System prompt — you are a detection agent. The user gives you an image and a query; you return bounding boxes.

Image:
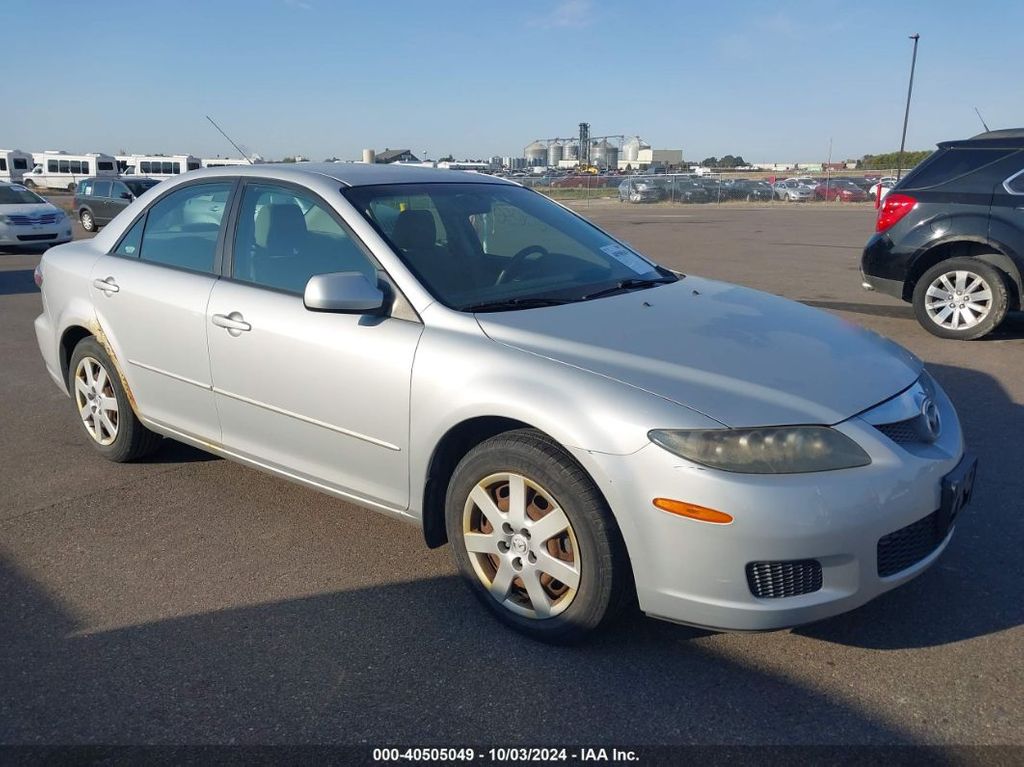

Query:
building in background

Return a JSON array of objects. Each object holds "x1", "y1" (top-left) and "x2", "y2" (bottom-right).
[{"x1": 375, "y1": 149, "x2": 420, "y2": 164}]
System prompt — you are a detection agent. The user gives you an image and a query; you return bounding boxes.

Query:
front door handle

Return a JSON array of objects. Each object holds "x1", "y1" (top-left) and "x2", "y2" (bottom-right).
[
  {"x1": 212, "y1": 311, "x2": 251, "y2": 336},
  {"x1": 92, "y1": 277, "x2": 119, "y2": 294}
]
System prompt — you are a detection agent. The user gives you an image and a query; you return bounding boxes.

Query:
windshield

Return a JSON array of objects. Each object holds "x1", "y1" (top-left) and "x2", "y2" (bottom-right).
[
  {"x1": 344, "y1": 183, "x2": 675, "y2": 311},
  {"x1": 0, "y1": 185, "x2": 46, "y2": 205},
  {"x1": 125, "y1": 179, "x2": 158, "y2": 196}
]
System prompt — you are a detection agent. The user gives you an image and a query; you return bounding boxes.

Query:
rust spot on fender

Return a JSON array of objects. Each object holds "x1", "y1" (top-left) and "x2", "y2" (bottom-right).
[{"x1": 86, "y1": 319, "x2": 139, "y2": 415}]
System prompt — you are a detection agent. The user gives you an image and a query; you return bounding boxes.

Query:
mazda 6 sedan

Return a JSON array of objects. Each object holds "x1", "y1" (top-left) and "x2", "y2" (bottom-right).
[{"x1": 34, "y1": 163, "x2": 976, "y2": 643}]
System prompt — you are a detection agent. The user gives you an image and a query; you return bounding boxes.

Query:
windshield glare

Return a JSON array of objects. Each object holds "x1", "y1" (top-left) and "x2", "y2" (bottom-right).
[
  {"x1": 344, "y1": 183, "x2": 673, "y2": 311},
  {"x1": 0, "y1": 185, "x2": 46, "y2": 205}
]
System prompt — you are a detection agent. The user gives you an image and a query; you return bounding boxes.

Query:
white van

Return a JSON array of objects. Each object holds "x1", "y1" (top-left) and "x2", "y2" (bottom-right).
[
  {"x1": 121, "y1": 154, "x2": 201, "y2": 180},
  {"x1": 0, "y1": 150, "x2": 34, "y2": 183},
  {"x1": 25, "y1": 151, "x2": 118, "y2": 191}
]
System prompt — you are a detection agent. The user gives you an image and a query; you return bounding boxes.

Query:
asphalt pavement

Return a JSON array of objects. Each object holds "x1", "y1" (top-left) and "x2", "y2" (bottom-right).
[{"x1": 0, "y1": 203, "x2": 1021, "y2": 745}]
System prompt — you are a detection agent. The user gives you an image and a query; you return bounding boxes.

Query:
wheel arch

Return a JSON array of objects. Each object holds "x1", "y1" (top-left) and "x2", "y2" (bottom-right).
[
  {"x1": 59, "y1": 324, "x2": 93, "y2": 392},
  {"x1": 906, "y1": 239, "x2": 1022, "y2": 310}
]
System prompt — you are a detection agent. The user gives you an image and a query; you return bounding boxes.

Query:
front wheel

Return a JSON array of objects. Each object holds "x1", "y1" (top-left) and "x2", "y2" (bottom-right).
[
  {"x1": 445, "y1": 430, "x2": 631, "y2": 643},
  {"x1": 68, "y1": 337, "x2": 162, "y2": 461},
  {"x1": 912, "y1": 257, "x2": 1009, "y2": 340}
]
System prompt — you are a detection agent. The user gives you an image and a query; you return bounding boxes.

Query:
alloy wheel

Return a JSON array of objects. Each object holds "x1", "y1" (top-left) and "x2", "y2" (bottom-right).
[
  {"x1": 924, "y1": 270, "x2": 993, "y2": 331},
  {"x1": 462, "y1": 472, "x2": 581, "y2": 619},
  {"x1": 74, "y1": 356, "x2": 119, "y2": 445}
]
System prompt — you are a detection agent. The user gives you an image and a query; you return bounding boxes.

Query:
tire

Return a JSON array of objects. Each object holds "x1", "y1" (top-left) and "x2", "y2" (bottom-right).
[
  {"x1": 912, "y1": 257, "x2": 1009, "y2": 340},
  {"x1": 445, "y1": 429, "x2": 632, "y2": 644},
  {"x1": 80, "y1": 209, "x2": 96, "y2": 232},
  {"x1": 67, "y1": 183, "x2": 77, "y2": 192},
  {"x1": 68, "y1": 337, "x2": 162, "y2": 461},
  {"x1": 23, "y1": 179, "x2": 35, "y2": 188}
]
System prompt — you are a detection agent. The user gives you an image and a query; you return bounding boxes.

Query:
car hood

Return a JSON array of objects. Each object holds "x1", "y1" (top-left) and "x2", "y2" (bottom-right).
[
  {"x1": 0, "y1": 202, "x2": 60, "y2": 216},
  {"x1": 476, "y1": 277, "x2": 921, "y2": 427}
]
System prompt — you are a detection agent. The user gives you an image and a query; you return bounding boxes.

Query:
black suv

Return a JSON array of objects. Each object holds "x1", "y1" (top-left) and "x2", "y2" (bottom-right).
[
  {"x1": 861, "y1": 129, "x2": 1023, "y2": 340},
  {"x1": 74, "y1": 177, "x2": 159, "y2": 233}
]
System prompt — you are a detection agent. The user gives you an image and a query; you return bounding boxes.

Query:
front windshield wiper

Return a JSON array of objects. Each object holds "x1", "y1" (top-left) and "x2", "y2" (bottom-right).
[
  {"x1": 579, "y1": 276, "x2": 676, "y2": 301},
  {"x1": 462, "y1": 296, "x2": 573, "y2": 313}
]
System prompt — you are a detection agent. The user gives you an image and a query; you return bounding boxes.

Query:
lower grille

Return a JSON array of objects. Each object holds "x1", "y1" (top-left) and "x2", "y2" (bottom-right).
[
  {"x1": 17, "y1": 233, "x2": 57, "y2": 241},
  {"x1": 877, "y1": 510, "x2": 947, "y2": 577},
  {"x1": 746, "y1": 559, "x2": 823, "y2": 599}
]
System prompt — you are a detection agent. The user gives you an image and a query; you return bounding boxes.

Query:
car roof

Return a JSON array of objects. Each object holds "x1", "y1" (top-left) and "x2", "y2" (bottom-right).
[
  {"x1": 940, "y1": 128, "x2": 1024, "y2": 149},
  {"x1": 221, "y1": 162, "x2": 516, "y2": 188}
]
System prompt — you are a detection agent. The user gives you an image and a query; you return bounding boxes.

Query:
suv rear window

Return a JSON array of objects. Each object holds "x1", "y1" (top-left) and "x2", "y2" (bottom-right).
[{"x1": 899, "y1": 147, "x2": 1014, "y2": 189}]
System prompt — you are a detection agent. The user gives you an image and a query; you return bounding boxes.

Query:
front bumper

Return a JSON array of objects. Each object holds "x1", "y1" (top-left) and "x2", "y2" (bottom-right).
[
  {"x1": 0, "y1": 222, "x2": 73, "y2": 247},
  {"x1": 571, "y1": 381, "x2": 965, "y2": 631}
]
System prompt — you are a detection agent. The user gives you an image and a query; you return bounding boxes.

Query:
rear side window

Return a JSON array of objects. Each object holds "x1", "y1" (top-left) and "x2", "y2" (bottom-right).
[
  {"x1": 79, "y1": 180, "x2": 94, "y2": 196},
  {"x1": 14, "y1": 158, "x2": 28, "y2": 170},
  {"x1": 899, "y1": 148, "x2": 1013, "y2": 189},
  {"x1": 1005, "y1": 170, "x2": 1024, "y2": 195},
  {"x1": 98, "y1": 161, "x2": 113, "y2": 171},
  {"x1": 136, "y1": 182, "x2": 233, "y2": 273}
]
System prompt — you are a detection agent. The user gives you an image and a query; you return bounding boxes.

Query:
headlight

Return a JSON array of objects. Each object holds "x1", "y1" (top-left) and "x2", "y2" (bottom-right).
[
  {"x1": 0, "y1": 214, "x2": 9, "y2": 224},
  {"x1": 648, "y1": 426, "x2": 871, "y2": 474},
  {"x1": 53, "y1": 210, "x2": 66, "y2": 221}
]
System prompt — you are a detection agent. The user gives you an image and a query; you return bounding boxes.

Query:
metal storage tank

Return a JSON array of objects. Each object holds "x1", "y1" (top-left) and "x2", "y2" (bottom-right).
[
  {"x1": 362, "y1": 148, "x2": 376, "y2": 164},
  {"x1": 547, "y1": 141, "x2": 563, "y2": 166},
  {"x1": 622, "y1": 136, "x2": 641, "y2": 162},
  {"x1": 563, "y1": 142, "x2": 578, "y2": 161},
  {"x1": 525, "y1": 140, "x2": 547, "y2": 165},
  {"x1": 591, "y1": 139, "x2": 618, "y2": 168}
]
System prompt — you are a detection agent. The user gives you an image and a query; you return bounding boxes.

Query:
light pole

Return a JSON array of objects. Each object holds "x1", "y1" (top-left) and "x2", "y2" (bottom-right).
[{"x1": 896, "y1": 33, "x2": 920, "y2": 181}]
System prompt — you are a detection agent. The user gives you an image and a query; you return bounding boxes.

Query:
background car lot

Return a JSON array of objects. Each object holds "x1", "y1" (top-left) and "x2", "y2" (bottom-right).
[{"x1": 1, "y1": 200, "x2": 1021, "y2": 745}]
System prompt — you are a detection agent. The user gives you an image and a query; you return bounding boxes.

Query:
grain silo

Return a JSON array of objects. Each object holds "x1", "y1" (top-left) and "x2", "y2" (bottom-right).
[
  {"x1": 547, "y1": 140, "x2": 563, "y2": 166},
  {"x1": 591, "y1": 139, "x2": 618, "y2": 169},
  {"x1": 525, "y1": 140, "x2": 547, "y2": 166}
]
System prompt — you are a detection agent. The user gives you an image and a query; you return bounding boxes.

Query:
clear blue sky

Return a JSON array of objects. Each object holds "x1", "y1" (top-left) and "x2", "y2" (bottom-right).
[{"x1": 3, "y1": 0, "x2": 1020, "y2": 162}]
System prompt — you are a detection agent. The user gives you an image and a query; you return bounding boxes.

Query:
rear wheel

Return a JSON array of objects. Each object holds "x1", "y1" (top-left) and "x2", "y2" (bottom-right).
[
  {"x1": 912, "y1": 257, "x2": 1009, "y2": 340},
  {"x1": 80, "y1": 209, "x2": 96, "y2": 232},
  {"x1": 67, "y1": 182, "x2": 76, "y2": 192},
  {"x1": 446, "y1": 429, "x2": 631, "y2": 643},
  {"x1": 68, "y1": 337, "x2": 162, "y2": 461}
]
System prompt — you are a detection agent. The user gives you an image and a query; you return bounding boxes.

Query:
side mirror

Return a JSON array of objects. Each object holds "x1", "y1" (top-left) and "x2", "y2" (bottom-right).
[
  {"x1": 121, "y1": 192, "x2": 133, "y2": 200},
  {"x1": 304, "y1": 271, "x2": 385, "y2": 314}
]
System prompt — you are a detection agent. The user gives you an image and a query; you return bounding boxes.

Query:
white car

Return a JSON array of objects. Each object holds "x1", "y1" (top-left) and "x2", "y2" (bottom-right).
[
  {"x1": 869, "y1": 179, "x2": 896, "y2": 202},
  {"x1": 0, "y1": 182, "x2": 73, "y2": 250}
]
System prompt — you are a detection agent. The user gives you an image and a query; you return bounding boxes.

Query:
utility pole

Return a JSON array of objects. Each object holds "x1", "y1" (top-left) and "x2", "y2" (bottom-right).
[{"x1": 896, "y1": 34, "x2": 920, "y2": 181}]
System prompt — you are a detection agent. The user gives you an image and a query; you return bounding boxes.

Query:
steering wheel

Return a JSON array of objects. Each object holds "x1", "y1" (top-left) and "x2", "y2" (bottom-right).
[{"x1": 496, "y1": 245, "x2": 550, "y2": 285}]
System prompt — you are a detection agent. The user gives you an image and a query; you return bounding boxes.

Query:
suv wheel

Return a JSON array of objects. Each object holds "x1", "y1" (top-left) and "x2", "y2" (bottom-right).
[
  {"x1": 80, "y1": 209, "x2": 96, "y2": 232},
  {"x1": 912, "y1": 257, "x2": 1009, "y2": 340},
  {"x1": 445, "y1": 429, "x2": 631, "y2": 643}
]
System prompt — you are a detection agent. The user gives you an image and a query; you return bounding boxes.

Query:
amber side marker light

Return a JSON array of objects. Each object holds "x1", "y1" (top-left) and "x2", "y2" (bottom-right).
[{"x1": 653, "y1": 498, "x2": 733, "y2": 524}]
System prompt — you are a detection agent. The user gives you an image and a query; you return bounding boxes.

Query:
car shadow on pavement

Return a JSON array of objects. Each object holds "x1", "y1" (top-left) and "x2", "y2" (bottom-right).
[
  {"x1": 798, "y1": 362, "x2": 1023, "y2": 650},
  {"x1": 0, "y1": 555, "x2": 918, "y2": 745},
  {"x1": 141, "y1": 439, "x2": 222, "y2": 464},
  {"x1": 0, "y1": 269, "x2": 39, "y2": 296}
]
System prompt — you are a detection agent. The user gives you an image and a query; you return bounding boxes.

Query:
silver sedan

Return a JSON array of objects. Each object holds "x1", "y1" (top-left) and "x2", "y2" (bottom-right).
[{"x1": 34, "y1": 164, "x2": 975, "y2": 642}]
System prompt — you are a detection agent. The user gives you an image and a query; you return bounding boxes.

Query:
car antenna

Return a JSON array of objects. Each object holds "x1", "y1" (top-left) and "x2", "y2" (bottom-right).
[
  {"x1": 973, "y1": 107, "x2": 990, "y2": 133},
  {"x1": 205, "y1": 115, "x2": 254, "y2": 164}
]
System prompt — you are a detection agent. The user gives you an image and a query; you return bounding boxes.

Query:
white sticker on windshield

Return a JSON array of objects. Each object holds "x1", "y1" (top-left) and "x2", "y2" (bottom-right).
[{"x1": 600, "y1": 243, "x2": 654, "y2": 274}]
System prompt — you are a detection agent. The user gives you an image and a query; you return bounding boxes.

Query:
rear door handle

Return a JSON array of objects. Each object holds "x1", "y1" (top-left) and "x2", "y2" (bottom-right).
[
  {"x1": 212, "y1": 311, "x2": 251, "y2": 335},
  {"x1": 92, "y1": 277, "x2": 119, "y2": 294}
]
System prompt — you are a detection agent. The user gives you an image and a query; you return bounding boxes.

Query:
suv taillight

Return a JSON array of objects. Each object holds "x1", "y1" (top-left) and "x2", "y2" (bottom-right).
[{"x1": 875, "y1": 193, "x2": 916, "y2": 233}]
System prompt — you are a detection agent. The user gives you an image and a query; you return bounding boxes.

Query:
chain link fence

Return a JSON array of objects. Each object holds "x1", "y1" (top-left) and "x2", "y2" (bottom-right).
[{"x1": 511, "y1": 170, "x2": 900, "y2": 208}]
